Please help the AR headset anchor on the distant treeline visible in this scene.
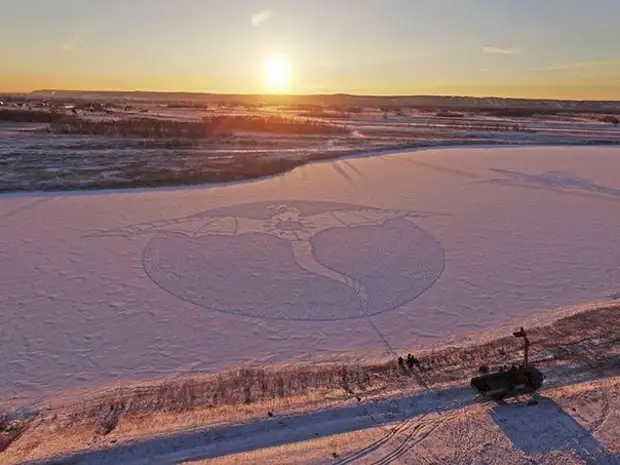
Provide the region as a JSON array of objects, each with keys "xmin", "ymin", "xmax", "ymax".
[
  {"xmin": 0, "ymin": 109, "xmax": 73, "ymax": 123},
  {"xmin": 44, "ymin": 115, "xmax": 348, "ymax": 138},
  {"xmin": 29, "ymin": 89, "xmax": 620, "ymax": 109},
  {"xmin": 0, "ymin": 109, "xmax": 348, "ymax": 136},
  {"xmin": 453, "ymin": 107, "xmax": 620, "ymax": 117}
]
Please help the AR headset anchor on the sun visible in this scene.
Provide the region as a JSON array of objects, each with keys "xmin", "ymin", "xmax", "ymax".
[{"xmin": 264, "ymin": 56, "xmax": 291, "ymax": 92}]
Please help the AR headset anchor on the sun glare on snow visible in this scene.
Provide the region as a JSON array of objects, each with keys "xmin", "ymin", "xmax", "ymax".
[{"xmin": 264, "ymin": 56, "xmax": 291, "ymax": 92}]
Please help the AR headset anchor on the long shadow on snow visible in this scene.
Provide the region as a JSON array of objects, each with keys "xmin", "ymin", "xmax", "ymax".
[
  {"xmin": 21, "ymin": 356, "xmax": 620, "ymax": 465},
  {"xmin": 492, "ymin": 397, "xmax": 619, "ymax": 464}
]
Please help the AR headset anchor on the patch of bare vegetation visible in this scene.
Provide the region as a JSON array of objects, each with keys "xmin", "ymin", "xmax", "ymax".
[
  {"xmin": 0, "ymin": 411, "xmax": 33, "ymax": 454},
  {"xmin": 2, "ymin": 305, "xmax": 619, "ymax": 462},
  {"xmin": 57, "ymin": 364, "xmax": 392, "ymax": 431},
  {"xmin": 48, "ymin": 115, "xmax": 347, "ymax": 138},
  {"xmin": 1, "ymin": 143, "xmax": 336, "ymax": 193},
  {"xmin": 30, "ymin": 305, "xmax": 620, "ymax": 431},
  {"xmin": 418, "ymin": 305, "xmax": 620, "ymax": 386},
  {"xmin": 601, "ymin": 115, "xmax": 620, "ymax": 126}
]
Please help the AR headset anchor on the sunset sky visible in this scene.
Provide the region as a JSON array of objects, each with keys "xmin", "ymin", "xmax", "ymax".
[{"xmin": 1, "ymin": 0, "xmax": 619, "ymax": 99}]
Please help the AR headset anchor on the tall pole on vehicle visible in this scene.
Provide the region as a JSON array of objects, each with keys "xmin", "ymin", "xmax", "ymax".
[{"xmin": 512, "ymin": 327, "xmax": 529, "ymax": 368}]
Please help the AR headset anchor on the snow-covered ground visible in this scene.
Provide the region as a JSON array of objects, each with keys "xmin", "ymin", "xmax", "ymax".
[
  {"xmin": 18, "ymin": 378, "xmax": 620, "ymax": 465},
  {"xmin": 1, "ymin": 110, "xmax": 619, "ymax": 191},
  {"xmin": 168, "ymin": 378, "xmax": 620, "ymax": 465},
  {"xmin": 3, "ymin": 303, "xmax": 619, "ymax": 464},
  {"xmin": 1, "ymin": 145, "xmax": 620, "ymax": 405}
]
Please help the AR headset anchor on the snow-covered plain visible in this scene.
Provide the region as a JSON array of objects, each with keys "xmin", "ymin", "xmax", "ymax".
[
  {"xmin": 1, "ymin": 145, "xmax": 620, "ymax": 404},
  {"xmin": 2, "ymin": 109, "xmax": 619, "ymax": 192}
]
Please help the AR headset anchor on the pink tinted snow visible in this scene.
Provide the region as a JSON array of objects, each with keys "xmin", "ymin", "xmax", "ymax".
[{"xmin": 1, "ymin": 145, "xmax": 620, "ymax": 401}]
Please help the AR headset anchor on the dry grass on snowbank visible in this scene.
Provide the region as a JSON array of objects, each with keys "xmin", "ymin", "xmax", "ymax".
[
  {"xmin": 21, "ymin": 305, "xmax": 620, "ymax": 426},
  {"xmin": 51, "ymin": 363, "xmax": 397, "ymax": 430},
  {"xmin": 1, "ymin": 304, "xmax": 618, "ymax": 462}
]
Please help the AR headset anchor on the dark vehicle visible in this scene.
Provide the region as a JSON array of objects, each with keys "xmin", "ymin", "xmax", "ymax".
[{"xmin": 470, "ymin": 327, "xmax": 544, "ymax": 401}]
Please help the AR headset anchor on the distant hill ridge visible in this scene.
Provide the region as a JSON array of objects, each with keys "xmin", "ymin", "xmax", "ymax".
[{"xmin": 29, "ymin": 89, "xmax": 620, "ymax": 111}]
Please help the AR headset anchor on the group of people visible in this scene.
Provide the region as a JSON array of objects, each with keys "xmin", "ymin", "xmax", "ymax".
[{"xmin": 398, "ymin": 353, "xmax": 422, "ymax": 371}]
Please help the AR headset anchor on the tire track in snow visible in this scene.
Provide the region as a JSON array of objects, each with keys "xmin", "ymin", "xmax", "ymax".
[
  {"xmin": 0, "ymin": 197, "xmax": 57, "ymax": 222},
  {"xmin": 336, "ymin": 414, "xmax": 436, "ymax": 465},
  {"xmin": 335, "ymin": 417, "xmax": 422, "ymax": 465},
  {"xmin": 368, "ymin": 421, "xmax": 440, "ymax": 465}
]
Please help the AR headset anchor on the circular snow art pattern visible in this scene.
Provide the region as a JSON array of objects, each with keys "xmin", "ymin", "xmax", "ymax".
[{"xmin": 142, "ymin": 201, "xmax": 444, "ymax": 321}]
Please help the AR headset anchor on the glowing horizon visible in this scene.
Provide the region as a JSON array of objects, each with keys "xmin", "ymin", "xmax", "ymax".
[{"xmin": 1, "ymin": 0, "xmax": 619, "ymax": 100}]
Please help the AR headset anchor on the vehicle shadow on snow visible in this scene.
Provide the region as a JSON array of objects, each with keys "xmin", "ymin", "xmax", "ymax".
[{"xmin": 491, "ymin": 397, "xmax": 618, "ymax": 464}]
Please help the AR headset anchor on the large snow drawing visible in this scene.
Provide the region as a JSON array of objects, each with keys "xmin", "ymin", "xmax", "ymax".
[{"xmin": 91, "ymin": 201, "xmax": 445, "ymax": 321}]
